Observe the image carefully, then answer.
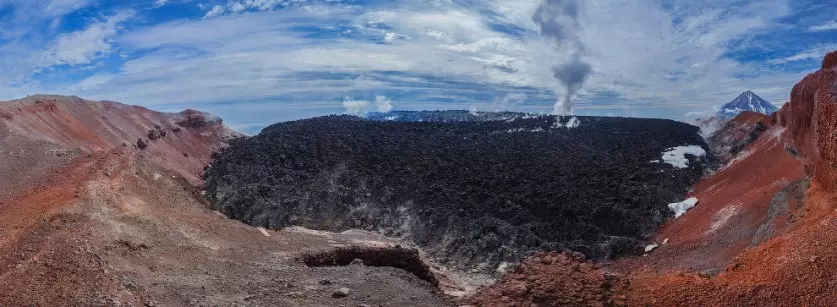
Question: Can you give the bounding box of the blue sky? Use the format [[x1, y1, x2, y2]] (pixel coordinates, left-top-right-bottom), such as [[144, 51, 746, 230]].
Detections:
[[0, 0, 835, 134]]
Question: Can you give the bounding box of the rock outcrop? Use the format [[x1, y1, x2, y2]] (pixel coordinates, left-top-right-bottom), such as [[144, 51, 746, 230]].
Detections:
[[466, 252, 628, 307], [706, 111, 772, 164], [779, 51, 837, 192]]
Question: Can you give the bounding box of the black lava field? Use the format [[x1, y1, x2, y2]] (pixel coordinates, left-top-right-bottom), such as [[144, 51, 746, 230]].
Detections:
[[203, 112, 715, 272]]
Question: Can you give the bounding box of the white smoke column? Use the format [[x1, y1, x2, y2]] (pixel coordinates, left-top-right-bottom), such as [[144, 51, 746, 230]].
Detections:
[[532, 0, 592, 115]]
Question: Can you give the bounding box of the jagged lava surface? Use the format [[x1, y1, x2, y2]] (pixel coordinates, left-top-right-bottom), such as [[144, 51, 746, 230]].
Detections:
[[203, 114, 715, 273]]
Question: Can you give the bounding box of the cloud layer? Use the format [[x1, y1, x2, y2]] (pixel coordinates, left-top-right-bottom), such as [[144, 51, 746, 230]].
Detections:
[[0, 0, 835, 133]]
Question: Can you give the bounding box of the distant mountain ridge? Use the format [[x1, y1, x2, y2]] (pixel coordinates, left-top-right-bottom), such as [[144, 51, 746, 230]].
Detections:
[[717, 91, 779, 118], [364, 110, 535, 122]]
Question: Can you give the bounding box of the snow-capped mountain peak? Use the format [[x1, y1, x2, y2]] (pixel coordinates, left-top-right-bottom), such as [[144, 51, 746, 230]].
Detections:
[[717, 91, 779, 117]]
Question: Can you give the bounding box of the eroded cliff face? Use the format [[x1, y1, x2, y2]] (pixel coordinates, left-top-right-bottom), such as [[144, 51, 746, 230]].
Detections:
[[779, 51, 837, 192]]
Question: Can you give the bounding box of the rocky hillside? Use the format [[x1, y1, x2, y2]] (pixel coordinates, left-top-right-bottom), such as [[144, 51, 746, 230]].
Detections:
[[0, 95, 240, 186], [0, 96, 452, 306], [706, 111, 772, 164], [470, 51, 837, 306], [203, 113, 715, 273]]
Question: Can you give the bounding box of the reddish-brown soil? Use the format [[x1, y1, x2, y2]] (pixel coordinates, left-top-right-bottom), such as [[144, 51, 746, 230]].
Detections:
[[469, 51, 837, 306], [466, 252, 629, 307], [622, 115, 805, 272], [0, 96, 450, 306], [0, 95, 236, 184]]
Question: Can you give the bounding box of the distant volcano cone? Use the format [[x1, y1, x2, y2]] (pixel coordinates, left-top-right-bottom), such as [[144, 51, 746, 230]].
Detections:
[[717, 90, 779, 118]]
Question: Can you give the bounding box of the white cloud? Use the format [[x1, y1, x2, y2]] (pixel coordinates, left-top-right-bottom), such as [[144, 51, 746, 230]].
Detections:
[[768, 44, 837, 64], [204, 5, 226, 18], [384, 32, 405, 43], [203, 0, 286, 17], [153, 0, 169, 8], [230, 2, 248, 13], [43, 0, 96, 17], [73, 1, 803, 116], [72, 73, 117, 91], [36, 11, 134, 67], [342, 95, 394, 115], [809, 21, 837, 32], [342, 98, 370, 115], [2, 0, 826, 129]]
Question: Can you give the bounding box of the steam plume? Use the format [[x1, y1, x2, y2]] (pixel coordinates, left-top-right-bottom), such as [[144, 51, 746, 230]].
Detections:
[[532, 0, 591, 115]]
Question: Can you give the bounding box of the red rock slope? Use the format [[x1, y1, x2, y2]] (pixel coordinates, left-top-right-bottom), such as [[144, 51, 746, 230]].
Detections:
[[469, 51, 837, 306], [0, 95, 238, 185], [0, 96, 450, 306], [624, 110, 805, 272]]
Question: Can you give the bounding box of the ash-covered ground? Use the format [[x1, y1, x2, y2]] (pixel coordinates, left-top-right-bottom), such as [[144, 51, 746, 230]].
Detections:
[[203, 112, 715, 273]]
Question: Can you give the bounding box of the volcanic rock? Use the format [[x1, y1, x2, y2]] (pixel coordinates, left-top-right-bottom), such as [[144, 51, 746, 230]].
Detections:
[[467, 252, 628, 307], [779, 50, 837, 192], [333, 287, 351, 298], [137, 138, 148, 150], [204, 112, 715, 273]]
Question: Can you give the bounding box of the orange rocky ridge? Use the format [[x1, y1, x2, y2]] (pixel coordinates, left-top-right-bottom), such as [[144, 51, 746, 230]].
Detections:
[[0, 95, 450, 306], [469, 51, 837, 306]]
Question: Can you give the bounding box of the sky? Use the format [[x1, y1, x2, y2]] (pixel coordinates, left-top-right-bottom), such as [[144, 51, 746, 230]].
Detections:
[[0, 0, 835, 134]]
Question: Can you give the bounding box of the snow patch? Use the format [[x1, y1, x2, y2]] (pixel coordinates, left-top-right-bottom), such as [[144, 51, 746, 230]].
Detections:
[[644, 243, 659, 253], [661, 146, 706, 169], [668, 197, 699, 218]]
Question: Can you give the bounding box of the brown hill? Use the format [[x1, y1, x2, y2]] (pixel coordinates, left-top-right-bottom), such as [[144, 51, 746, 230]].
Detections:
[[0, 95, 449, 306]]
